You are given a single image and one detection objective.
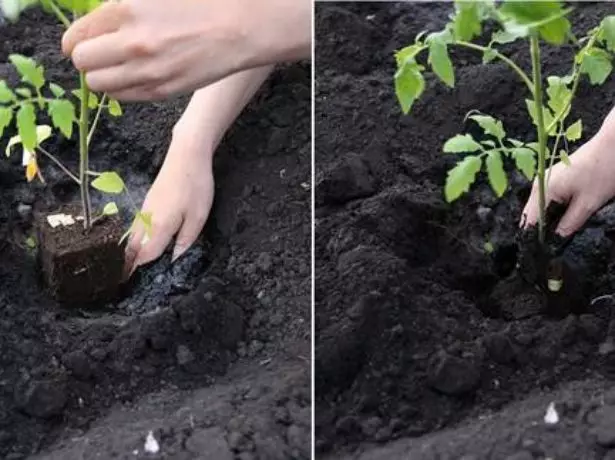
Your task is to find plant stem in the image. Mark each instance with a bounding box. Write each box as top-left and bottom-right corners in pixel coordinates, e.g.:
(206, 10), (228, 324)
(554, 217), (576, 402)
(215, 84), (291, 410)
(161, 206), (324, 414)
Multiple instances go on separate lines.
(456, 41), (534, 92)
(36, 146), (80, 184)
(87, 94), (107, 146)
(530, 34), (547, 244)
(46, 0), (71, 28)
(79, 72), (92, 230)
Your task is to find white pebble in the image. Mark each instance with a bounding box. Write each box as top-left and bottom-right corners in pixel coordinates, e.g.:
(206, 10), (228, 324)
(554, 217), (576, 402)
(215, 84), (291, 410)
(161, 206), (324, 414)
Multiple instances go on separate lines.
(144, 430), (159, 454)
(544, 402), (559, 425)
(47, 213), (75, 228)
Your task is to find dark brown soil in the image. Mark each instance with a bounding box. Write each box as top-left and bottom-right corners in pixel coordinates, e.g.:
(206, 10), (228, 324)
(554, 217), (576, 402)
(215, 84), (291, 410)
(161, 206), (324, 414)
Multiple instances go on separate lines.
(0, 9), (310, 460)
(37, 204), (125, 304)
(315, 2), (615, 459)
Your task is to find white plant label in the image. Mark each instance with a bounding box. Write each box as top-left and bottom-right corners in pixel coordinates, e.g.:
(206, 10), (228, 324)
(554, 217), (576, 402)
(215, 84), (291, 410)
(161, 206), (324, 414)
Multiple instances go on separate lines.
(47, 213), (76, 228)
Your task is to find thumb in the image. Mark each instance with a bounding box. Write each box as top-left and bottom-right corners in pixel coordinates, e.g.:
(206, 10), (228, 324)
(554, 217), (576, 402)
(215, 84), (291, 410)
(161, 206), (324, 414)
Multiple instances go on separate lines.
(62, 2), (130, 56)
(555, 197), (594, 237)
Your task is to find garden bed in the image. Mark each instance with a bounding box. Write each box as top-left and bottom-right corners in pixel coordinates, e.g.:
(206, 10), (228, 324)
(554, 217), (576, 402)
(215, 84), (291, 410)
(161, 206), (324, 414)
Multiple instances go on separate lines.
(0, 11), (311, 460)
(315, 2), (615, 459)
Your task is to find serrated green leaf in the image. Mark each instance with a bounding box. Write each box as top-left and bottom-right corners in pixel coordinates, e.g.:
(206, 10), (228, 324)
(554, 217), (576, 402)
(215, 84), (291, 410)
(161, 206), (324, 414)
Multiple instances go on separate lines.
(565, 119), (582, 141)
(108, 99), (122, 117)
(16, 103), (37, 151)
(0, 81), (15, 103)
(499, 1), (571, 45)
(559, 149), (571, 166)
(395, 60), (425, 114)
(444, 155), (482, 202)
(0, 107), (12, 138)
(443, 133), (482, 153)
(91, 171), (125, 194)
(509, 139), (524, 147)
(9, 54), (45, 90)
(469, 114), (506, 140)
(428, 35), (455, 87)
(546, 76), (571, 117)
(482, 140), (496, 147)
(102, 202), (119, 216)
(49, 83), (65, 98)
(395, 44), (425, 67)
(580, 47), (613, 85)
(48, 99), (75, 138)
(16, 88), (32, 98)
(525, 99), (555, 134)
(452, 1), (482, 41)
(485, 150), (507, 197)
(511, 147), (536, 180)
(600, 16), (615, 52)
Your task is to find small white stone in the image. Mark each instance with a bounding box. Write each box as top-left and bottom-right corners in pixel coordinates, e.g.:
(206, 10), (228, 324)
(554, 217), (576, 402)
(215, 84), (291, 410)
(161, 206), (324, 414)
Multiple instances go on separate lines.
(544, 402), (559, 424)
(46, 213), (75, 228)
(144, 430), (159, 454)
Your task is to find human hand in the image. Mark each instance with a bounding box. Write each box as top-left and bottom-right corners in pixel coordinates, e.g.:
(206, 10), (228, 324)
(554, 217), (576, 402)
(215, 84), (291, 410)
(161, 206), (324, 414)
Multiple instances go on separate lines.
(61, 0), (310, 101)
(521, 113), (615, 236)
(124, 128), (214, 277)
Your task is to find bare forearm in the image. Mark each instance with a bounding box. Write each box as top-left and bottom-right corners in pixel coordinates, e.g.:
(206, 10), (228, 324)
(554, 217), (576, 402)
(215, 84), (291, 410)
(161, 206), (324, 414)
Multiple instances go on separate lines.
(171, 65), (274, 159)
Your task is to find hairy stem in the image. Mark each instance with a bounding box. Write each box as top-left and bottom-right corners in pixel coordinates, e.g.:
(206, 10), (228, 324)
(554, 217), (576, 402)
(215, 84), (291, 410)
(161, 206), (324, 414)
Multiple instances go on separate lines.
(530, 35), (547, 244)
(79, 72), (92, 230)
(36, 146), (80, 184)
(456, 41), (534, 92)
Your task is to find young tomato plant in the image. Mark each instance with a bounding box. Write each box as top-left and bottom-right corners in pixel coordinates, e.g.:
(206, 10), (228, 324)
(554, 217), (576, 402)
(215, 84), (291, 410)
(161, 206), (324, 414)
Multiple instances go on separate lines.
(0, 0), (152, 243)
(394, 0), (615, 244)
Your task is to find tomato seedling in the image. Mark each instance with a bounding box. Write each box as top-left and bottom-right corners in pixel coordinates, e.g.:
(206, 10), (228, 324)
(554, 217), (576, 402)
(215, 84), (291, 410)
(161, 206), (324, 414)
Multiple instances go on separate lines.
(0, 0), (153, 303)
(394, 0), (615, 245)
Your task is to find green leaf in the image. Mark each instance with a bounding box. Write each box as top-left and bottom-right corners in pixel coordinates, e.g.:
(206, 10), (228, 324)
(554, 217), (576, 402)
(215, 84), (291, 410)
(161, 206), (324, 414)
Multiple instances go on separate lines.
(580, 48), (613, 85)
(546, 76), (571, 117)
(91, 171), (125, 194)
(493, 21), (528, 44)
(565, 119), (582, 141)
(25, 235), (37, 249)
(469, 114), (506, 140)
(482, 140), (496, 148)
(48, 99), (76, 138)
(428, 35), (455, 87)
(16, 103), (37, 151)
(49, 83), (65, 98)
(102, 202), (119, 216)
(16, 88), (32, 98)
(9, 54), (45, 90)
(559, 149), (571, 166)
(484, 241), (494, 254)
(600, 16), (615, 51)
(499, 1), (571, 45)
(0, 81), (15, 103)
(511, 147), (536, 180)
(485, 150), (507, 197)
(72, 89), (99, 109)
(443, 133), (482, 153)
(483, 48), (497, 64)
(0, 107), (12, 138)
(395, 60), (425, 114)
(525, 99), (555, 134)
(55, 0), (101, 13)
(395, 44), (425, 67)
(444, 155), (482, 202)
(108, 99), (122, 117)
(452, 1), (482, 41)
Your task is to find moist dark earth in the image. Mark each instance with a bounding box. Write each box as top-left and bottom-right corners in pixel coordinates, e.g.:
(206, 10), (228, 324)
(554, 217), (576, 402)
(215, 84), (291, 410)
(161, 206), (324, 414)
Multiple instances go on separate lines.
(0, 10), (310, 460)
(315, 2), (615, 459)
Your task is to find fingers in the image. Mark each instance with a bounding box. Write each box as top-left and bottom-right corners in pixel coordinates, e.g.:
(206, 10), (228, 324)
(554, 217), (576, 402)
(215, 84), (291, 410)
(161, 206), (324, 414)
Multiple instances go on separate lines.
(520, 181), (545, 229)
(62, 2), (131, 56)
(172, 213), (207, 262)
(555, 197), (595, 237)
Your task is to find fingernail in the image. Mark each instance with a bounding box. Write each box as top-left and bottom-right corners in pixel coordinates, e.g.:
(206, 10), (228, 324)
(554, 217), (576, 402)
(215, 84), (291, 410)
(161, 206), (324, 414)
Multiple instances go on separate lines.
(171, 245), (184, 263)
